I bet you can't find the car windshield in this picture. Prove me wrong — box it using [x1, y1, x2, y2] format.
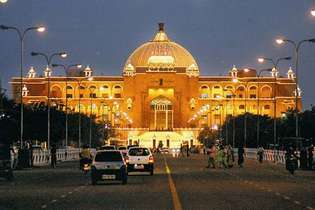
[95, 151, 122, 162]
[101, 146, 115, 150]
[128, 148, 150, 156]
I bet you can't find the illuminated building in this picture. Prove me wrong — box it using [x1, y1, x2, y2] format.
[11, 23, 300, 148]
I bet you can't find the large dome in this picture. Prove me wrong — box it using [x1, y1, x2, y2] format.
[123, 23, 199, 76]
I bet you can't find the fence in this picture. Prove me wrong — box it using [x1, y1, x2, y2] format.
[242, 148, 286, 164]
[32, 148, 81, 167]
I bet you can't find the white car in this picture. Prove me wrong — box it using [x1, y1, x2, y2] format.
[126, 147, 154, 175]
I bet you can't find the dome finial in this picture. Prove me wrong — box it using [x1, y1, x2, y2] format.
[158, 23, 165, 32]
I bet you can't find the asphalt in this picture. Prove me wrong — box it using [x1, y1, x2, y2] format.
[0, 154, 314, 210]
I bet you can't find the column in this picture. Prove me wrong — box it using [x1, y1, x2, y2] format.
[165, 110, 168, 129]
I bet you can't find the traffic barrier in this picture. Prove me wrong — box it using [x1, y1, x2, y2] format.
[32, 148, 81, 167]
[240, 148, 287, 164]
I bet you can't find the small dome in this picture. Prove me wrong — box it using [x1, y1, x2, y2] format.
[123, 23, 199, 75]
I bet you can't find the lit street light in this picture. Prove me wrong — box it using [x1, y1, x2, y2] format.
[0, 24, 45, 148]
[257, 56, 291, 149]
[276, 38, 315, 139]
[311, 9, 315, 17]
[256, 69, 273, 147]
[52, 64, 82, 149]
[31, 51, 68, 149]
[0, 0, 8, 4]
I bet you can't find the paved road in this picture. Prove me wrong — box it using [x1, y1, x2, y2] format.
[0, 154, 314, 210]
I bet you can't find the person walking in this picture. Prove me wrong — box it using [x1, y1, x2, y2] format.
[50, 144, 57, 168]
[206, 144, 216, 169]
[216, 145, 227, 168]
[238, 145, 245, 168]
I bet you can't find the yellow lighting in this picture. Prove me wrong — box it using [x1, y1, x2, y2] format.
[244, 68, 250, 72]
[276, 39, 284, 45]
[77, 64, 82, 68]
[232, 78, 238, 83]
[311, 10, 315, 17]
[88, 77, 93, 81]
[148, 55, 174, 64]
[0, 0, 8, 3]
[37, 26, 46, 33]
[258, 58, 264, 63]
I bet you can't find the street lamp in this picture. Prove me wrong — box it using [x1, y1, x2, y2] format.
[52, 63, 82, 148]
[310, 9, 315, 17]
[0, 24, 45, 148]
[256, 69, 273, 147]
[0, 0, 8, 4]
[31, 51, 67, 149]
[257, 56, 291, 149]
[89, 86, 96, 147]
[276, 38, 315, 138]
[223, 88, 236, 147]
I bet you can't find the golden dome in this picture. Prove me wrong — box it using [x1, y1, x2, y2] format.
[124, 23, 199, 75]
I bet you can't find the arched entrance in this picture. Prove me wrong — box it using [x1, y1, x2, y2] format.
[150, 96, 173, 130]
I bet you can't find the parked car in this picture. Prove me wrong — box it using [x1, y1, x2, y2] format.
[100, 145, 116, 150]
[126, 147, 154, 175]
[91, 150, 127, 185]
[118, 146, 128, 157]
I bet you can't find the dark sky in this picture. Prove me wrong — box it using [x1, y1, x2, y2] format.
[1, 0, 315, 109]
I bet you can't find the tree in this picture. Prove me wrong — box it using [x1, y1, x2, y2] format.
[197, 126, 218, 147]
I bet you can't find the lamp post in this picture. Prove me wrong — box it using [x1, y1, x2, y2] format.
[258, 56, 291, 149]
[52, 64, 82, 148]
[89, 86, 96, 147]
[223, 88, 236, 147]
[276, 38, 315, 139]
[1, 24, 45, 148]
[31, 51, 67, 149]
[256, 69, 273, 147]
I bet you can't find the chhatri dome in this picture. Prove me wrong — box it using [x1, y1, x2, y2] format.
[124, 23, 199, 76]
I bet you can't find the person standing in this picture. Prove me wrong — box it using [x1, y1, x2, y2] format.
[227, 144, 234, 168]
[238, 145, 245, 168]
[257, 146, 264, 164]
[308, 144, 314, 170]
[299, 147, 307, 169]
[50, 145, 57, 168]
[206, 144, 216, 168]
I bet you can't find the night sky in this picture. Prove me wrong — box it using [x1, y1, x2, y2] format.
[1, 0, 315, 109]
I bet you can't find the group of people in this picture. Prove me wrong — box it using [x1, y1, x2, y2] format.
[206, 143, 239, 169]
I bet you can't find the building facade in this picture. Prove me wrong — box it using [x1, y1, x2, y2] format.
[11, 23, 300, 148]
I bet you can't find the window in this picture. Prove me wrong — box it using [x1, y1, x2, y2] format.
[128, 148, 150, 156]
[250, 94, 256, 99]
[238, 94, 243, 98]
[95, 151, 122, 162]
[200, 93, 208, 99]
[89, 93, 96, 98]
[239, 105, 245, 110]
[102, 93, 109, 98]
[214, 86, 220, 89]
[159, 79, 163, 86]
[114, 93, 121, 98]
[264, 105, 270, 110]
[79, 94, 83, 98]
[66, 94, 73, 98]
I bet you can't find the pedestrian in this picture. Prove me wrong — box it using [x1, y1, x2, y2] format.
[206, 144, 216, 168]
[186, 144, 190, 157]
[51, 144, 57, 168]
[299, 147, 307, 170]
[216, 145, 227, 168]
[238, 145, 245, 168]
[308, 144, 314, 170]
[226, 144, 234, 168]
[257, 146, 264, 164]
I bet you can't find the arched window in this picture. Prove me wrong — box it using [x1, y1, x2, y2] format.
[100, 85, 110, 98]
[51, 86, 62, 98]
[249, 86, 257, 99]
[199, 85, 210, 99]
[88, 86, 97, 98]
[236, 86, 245, 98]
[260, 86, 272, 98]
[113, 85, 123, 98]
[212, 85, 222, 98]
[66, 86, 74, 98]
